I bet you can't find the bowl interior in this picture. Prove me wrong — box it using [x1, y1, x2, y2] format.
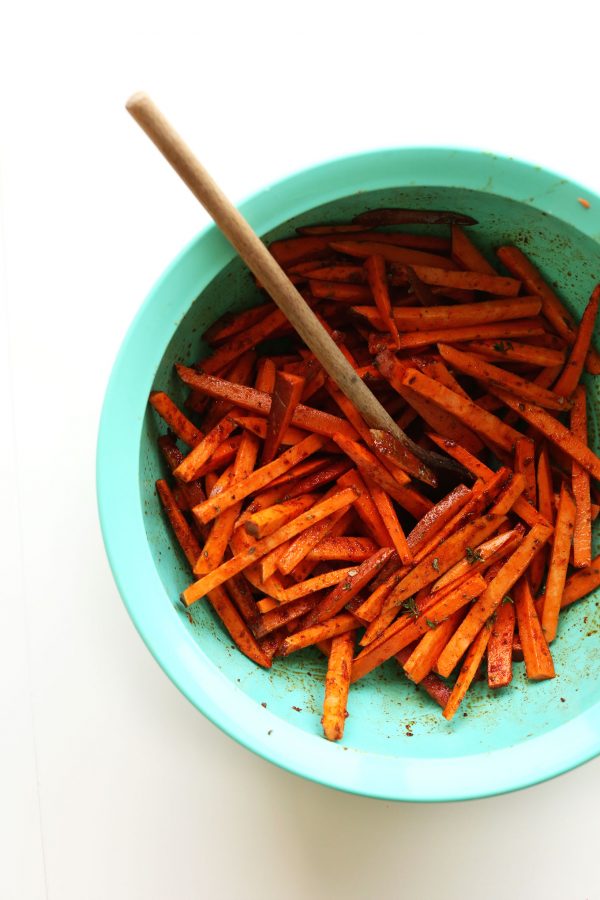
[140, 183, 600, 761]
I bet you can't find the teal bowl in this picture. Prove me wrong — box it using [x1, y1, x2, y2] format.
[97, 148, 600, 801]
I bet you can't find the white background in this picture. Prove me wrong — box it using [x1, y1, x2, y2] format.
[2, 2, 600, 898]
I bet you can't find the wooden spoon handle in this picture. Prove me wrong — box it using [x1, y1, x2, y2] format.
[125, 92, 435, 484]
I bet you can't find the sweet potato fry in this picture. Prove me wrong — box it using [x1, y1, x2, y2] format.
[406, 485, 472, 552]
[207, 585, 271, 668]
[364, 254, 401, 347]
[451, 225, 497, 274]
[571, 387, 592, 569]
[562, 555, 600, 608]
[276, 502, 350, 576]
[182, 488, 358, 606]
[553, 285, 600, 396]
[442, 624, 491, 720]
[375, 352, 483, 455]
[487, 598, 516, 688]
[308, 280, 373, 303]
[365, 479, 412, 565]
[411, 356, 470, 399]
[306, 536, 378, 562]
[497, 245, 600, 374]
[330, 241, 456, 269]
[367, 319, 546, 355]
[199, 309, 286, 376]
[226, 574, 262, 630]
[173, 415, 239, 483]
[542, 484, 576, 642]
[436, 522, 553, 677]
[403, 610, 463, 683]
[397, 651, 454, 708]
[156, 479, 201, 568]
[303, 548, 394, 627]
[262, 371, 306, 464]
[280, 567, 355, 602]
[513, 577, 555, 680]
[337, 469, 392, 547]
[515, 438, 537, 505]
[392, 296, 540, 331]
[331, 433, 412, 502]
[398, 265, 520, 296]
[437, 344, 570, 411]
[303, 265, 366, 283]
[244, 494, 318, 539]
[254, 597, 317, 638]
[491, 390, 600, 481]
[351, 575, 487, 682]
[300, 227, 451, 251]
[149, 392, 203, 446]
[400, 368, 522, 452]
[279, 614, 359, 656]
[490, 473, 526, 516]
[158, 435, 207, 511]
[229, 414, 307, 445]
[321, 631, 355, 741]
[203, 302, 273, 345]
[430, 529, 522, 594]
[192, 434, 328, 525]
[176, 365, 357, 440]
[463, 340, 566, 367]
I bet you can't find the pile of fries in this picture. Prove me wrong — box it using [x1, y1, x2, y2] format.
[150, 208, 600, 738]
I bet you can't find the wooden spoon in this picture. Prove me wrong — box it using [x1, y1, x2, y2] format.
[126, 92, 463, 486]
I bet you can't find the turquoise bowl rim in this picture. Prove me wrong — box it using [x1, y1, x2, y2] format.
[97, 147, 600, 802]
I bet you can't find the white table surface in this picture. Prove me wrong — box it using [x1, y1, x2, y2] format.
[2, 2, 600, 898]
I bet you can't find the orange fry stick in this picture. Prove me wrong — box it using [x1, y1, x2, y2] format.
[463, 340, 566, 367]
[173, 414, 238, 483]
[571, 387, 592, 568]
[329, 241, 456, 269]
[254, 597, 317, 638]
[399, 265, 520, 296]
[542, 484, 576, 642]
[552, 284, 600, 396]
[497, 245, 600, 373]
[305, 536, 378, 562]
[337, 469, 392, 547]
[451, 225, 497, 274]
[322, 631, 355, 741]
[277, 503, 350, 576]
[262, 371, 305, 464]
[351, 575, 487, 683]
[280, 567, 355, 602]
[375, 352, 483, 455]
[400, 368, 522, 452]
[331, 433, 411, 498]
[365, 479, 412, 565]
[562, 555, 600, 608]
[442, 624, 492, 720]
[229, 415, 307, 445]
[156, 479, 201, 568]
[308, 280, 373, 303]
[149, 391, 203, 446]
[513, 578, 555, 680]
[182, 487, 358, 606]
[192, 433, 328, 525]
[207, 585, 272, 668]
[303, 548, 394, 627]
[299, 228, 451, 250]
[367, 319, 545, 354]
[437, 344, 571, 411]
[203, 302, 273, 345]
[175, 365, 357, 439]
[491, 391, 600, 481]
[244, 494, 318, 539]
[158, 435, 207, 512]
[279, 614, 359, 656]
[403, 610, 463, 683]
[515, 438, 537, 505]
[392, 296, 540, 331]
[199, 309, 286, 375]
[303, 265, 366, 283]
[436, 522, 553, 677]
[411, 356, 470, 398]
[430, 529, 522, 593]
[364, 254, 401, 347]
[406, 485, 472, 552]
[487, 598, 516, 688]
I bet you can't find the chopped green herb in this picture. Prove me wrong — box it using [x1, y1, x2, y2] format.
[502, 594, 514, 605]
[465, 546, 484, 564]
[432, 557, 440, 572]
[402, 597, 418, 618]
[492, 340, 514, 353]
[425, 618, 438, 629]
